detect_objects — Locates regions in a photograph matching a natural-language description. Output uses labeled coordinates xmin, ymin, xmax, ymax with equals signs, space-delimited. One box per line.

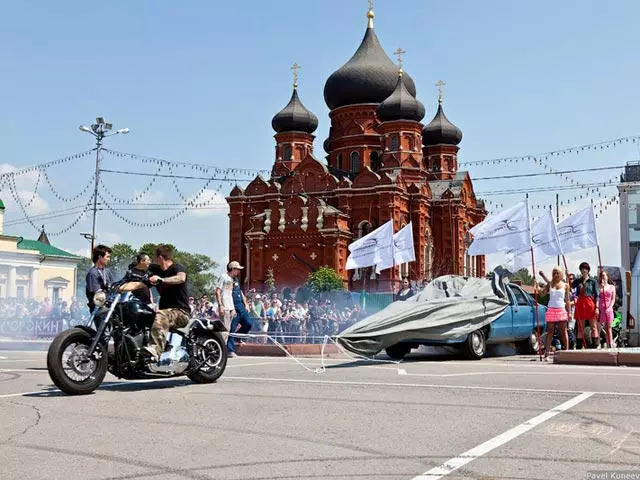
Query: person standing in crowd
xmin=216 ymin=262 xmax=236 ymax=339
xmin=598 ymin=270 xmax=616 ymax=348
xmin=396 ymin=277 xmax=415 ymax=301
xmin=572 ymin=262 xmax=599 ymax=349
xmin=250 ymin=294 xmax=267 ymax=344
xmin=85 ymin=245 xmax=113 ymax=329
xmin=539 ymin=267 xmax=570 ymax=359
xmin=224 ymin=261 xmax=252 ymax=358
xmin=567 ymin=272 xmax=577 ymax=349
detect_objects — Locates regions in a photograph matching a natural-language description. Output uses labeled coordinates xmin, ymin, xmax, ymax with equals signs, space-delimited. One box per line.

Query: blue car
xmin=385 ymin=283 xmax=547 ymax=360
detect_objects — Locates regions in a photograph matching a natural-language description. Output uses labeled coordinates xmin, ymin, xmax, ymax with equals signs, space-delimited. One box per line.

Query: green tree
xmin=139 ymin=243 xmax=218 ymax=298
xmin=75 ymin=255 xmax=93 ymax=301
xmin=510 ymin=268 xmax=534 ymax=286
xmin=109 ymin=243 xmax=138 ymax=279
xmin=305 ymin=266 xmax=345 ymax=294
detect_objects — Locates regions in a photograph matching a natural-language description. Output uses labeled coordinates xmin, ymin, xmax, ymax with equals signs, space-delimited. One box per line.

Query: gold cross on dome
xmin=435 ymin=80 xmax=446 ymax=103
xmin=368 ymin=0 xmax=374 ymax=11
xmin=290 ymin=62 xmax=301 ymax=88
xmin=394 ymin=48 xmax=406 ymax=70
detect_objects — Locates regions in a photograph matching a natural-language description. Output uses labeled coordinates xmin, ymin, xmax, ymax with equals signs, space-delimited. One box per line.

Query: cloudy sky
xmin=0 ymin=0 xmax=638 ymax=275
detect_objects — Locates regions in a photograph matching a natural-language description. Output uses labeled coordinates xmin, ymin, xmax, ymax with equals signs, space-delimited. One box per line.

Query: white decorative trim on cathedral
xmin=278 ymin=208 xmax=286 ymax=232
xmin=301 ymin=206 xmax=309 ymax=232
xmin=264 ymin=209 xmax=271 ymax=233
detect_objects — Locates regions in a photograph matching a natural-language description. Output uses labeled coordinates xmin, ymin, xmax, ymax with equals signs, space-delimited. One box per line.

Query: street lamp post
xmin=79 ymin=117 xmax=129 ymax=253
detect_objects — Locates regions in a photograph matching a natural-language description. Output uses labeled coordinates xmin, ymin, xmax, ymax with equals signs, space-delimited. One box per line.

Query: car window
xmin=508 ymin=285 xmax=530 ymax=306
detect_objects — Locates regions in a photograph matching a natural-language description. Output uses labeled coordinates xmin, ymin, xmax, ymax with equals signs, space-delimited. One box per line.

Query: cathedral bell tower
xmin=323 ymin=3 xmax=417 ymax=175
xmin=423 ymin=81 xmax=463 ymax=180
xmin=375 ymin=51 xmax=426 ymax=183
xmin=271 ymin=63 xmax=318 ymax=177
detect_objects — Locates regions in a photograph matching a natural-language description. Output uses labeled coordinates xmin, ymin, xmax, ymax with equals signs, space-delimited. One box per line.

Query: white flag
xmin=506 ymin=208 xmax=563 ymax=271
xmin=346 ymin=220 xmax=394 ymax=270
xmin=556 ymin=206 xmax=599 ymax=254
xmin=375 ymin=222 xmax=416 ymax=273
xmin=468 ymin=201 xmax=531 ymax=256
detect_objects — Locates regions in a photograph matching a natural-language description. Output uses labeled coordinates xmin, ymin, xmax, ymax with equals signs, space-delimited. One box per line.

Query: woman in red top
xmin=572 ymin=262 xmax=599 ymax=349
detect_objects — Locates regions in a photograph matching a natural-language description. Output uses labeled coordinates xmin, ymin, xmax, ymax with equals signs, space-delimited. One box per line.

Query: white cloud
xmin=186 ymin=189 xmax=228 ymax=217
xmin=0 ymin=163 xmax=50 ymax=216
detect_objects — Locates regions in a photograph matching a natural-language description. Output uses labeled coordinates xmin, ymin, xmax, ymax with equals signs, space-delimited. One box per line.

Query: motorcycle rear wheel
xmin=47 ymin=328 xmax=108 ymax=395
xmin=187 ymin=332 xmax=227 ymax=384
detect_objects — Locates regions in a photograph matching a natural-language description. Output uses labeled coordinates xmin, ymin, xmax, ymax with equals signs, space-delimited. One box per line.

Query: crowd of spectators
xmin=188 ymin=290 xmax=367 ymax=343
xmin=0 ymin=296 xmax=88 ymax=338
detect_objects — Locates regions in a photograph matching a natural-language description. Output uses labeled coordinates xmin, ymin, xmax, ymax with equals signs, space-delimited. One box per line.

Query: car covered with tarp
xmin=337 ymin=268 xmax=546 ymax=360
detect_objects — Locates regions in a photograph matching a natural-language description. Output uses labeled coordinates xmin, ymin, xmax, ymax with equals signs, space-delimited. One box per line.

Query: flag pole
xmin=592 ymin=199 xmax=605 ymax=348
xmin=391 ymin=214 xmax=396 ymax=300
xmin=528 ymin=195 xmax=543 ymax=361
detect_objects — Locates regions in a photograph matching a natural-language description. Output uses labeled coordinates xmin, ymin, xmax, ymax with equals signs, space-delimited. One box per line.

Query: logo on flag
xmin=346 ymin=220 xmax=394 ymax=270
xmin=468 ymin=201 xmax=531 ymax=257
xmin=556 ymin=206 xmax=599 ymax=255
xmin=506 ymin=208 xmax=562 ymax=271
xmin=375 ymin=222 xmax=416 ymax=273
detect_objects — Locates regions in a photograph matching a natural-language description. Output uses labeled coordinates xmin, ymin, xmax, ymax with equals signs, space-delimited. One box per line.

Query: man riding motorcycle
xmin=141 ymin=245 xmax=191 ymax=361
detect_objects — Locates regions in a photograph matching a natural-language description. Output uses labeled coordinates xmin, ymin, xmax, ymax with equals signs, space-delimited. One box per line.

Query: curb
xmin=554 ymin=349 xmax=640 ymax=367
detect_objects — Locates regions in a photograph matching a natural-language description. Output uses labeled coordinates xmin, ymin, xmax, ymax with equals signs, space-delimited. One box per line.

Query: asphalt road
xmin=1 ymin=347 xmax=640 ymax=480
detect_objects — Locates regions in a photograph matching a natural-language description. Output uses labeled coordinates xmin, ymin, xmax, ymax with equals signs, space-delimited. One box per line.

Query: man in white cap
xmin=217 ymin=260 xmax=251 ymax=357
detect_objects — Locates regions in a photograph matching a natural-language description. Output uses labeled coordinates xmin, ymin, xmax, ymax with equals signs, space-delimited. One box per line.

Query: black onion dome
xmin=422 ymin=102 xmax=463 ymax=146
xmin=323 ymin=137 xmax=331 ymax=153
xmin=323 ymin=26 xmax=416 ymax=110
xmin=376 ymin=73 xmax=425 ymax=122
xmin=272 ymin=88 xmax=318 ymax=134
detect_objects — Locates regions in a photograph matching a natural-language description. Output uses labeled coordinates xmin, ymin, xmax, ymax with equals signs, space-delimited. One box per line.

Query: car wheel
xmin=385 ymin=343 xmax=412 ymax=360
xmin=516 ymin=331 xmax=539 ymax=355
xmin=462 ymin=330 xmax=486 ymax=360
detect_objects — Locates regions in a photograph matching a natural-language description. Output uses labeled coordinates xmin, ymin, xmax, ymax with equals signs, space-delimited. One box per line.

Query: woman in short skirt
xmin=539 ymin=266 xmax=571 ymax=359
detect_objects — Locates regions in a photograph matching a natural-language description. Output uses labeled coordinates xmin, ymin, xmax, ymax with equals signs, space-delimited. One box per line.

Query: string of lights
xmin=99 ymin=162 xmax=164 ymax=204
xmin=99 ymin=168 xmax=257 ymax=182
xmin=0 ymin=150 xmax=94 ymax=181
xmin=42 ymin=168 xmax=95 ymax=203
xmin=47 ymin=195 xmax=96 ymax=237
xmin=102 ymin=149 xmax=271 ymax=177
xmin=3 ymin=204 xmax=88 ymax=228
xmin=460 ymin=135 xmax=639 ymax=167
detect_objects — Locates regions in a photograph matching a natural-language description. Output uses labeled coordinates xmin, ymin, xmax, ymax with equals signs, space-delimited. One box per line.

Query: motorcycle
xmin=46 ymin=275 xmax=228 ymax=395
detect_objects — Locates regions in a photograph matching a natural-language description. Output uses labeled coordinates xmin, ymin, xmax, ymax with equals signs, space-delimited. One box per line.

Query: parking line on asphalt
xmin=411 ymin=392 xmax=594 ymax=479
xmin=222 ymin=375 xmax=640 ymax=397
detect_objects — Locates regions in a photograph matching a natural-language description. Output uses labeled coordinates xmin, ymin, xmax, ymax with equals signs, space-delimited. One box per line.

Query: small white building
xmin=0 ymin=200 xmax=81 ymax=302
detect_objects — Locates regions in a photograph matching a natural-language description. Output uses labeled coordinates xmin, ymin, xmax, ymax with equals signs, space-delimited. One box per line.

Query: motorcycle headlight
xmin=93 ymin=290 xmax=107 ymax=308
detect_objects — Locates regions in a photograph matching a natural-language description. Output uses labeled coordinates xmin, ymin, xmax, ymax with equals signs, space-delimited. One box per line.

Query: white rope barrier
xmin=228 ymin=332 xmax=408 ymax=376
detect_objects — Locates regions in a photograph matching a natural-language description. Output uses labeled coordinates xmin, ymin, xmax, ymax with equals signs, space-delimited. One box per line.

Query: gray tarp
xmin=337 ymin=273 xmax=511 ymax=357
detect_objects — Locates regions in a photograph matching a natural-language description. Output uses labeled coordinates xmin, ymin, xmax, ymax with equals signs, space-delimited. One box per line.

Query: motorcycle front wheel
xmin=47 ymin=328 xmax=108 ymax=395
xmin=187 ymin=332 xmax=227 ymax=384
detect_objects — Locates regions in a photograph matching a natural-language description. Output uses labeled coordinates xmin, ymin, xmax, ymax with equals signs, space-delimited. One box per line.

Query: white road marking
xmin=411 ymin=392 xmax=594 ymax=479
xmin=222 ymin=375 xmax=640 ymax=397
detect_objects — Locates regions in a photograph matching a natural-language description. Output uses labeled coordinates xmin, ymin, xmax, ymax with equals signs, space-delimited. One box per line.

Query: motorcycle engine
xmin=148 ymin=332 xmax=190 ymax=375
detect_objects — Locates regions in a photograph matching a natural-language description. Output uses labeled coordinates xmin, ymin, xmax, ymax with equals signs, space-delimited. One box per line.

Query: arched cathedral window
xmin=350 ymin=151 xmax=360 ymax=172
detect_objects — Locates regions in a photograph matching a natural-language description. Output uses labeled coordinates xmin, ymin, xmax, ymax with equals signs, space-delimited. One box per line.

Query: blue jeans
xmin=227 ymin=310 xmax=253 ymax=354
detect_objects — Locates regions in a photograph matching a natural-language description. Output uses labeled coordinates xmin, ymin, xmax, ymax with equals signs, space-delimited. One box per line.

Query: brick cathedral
xmin=227 ymin=6 xmax=486 ymax=292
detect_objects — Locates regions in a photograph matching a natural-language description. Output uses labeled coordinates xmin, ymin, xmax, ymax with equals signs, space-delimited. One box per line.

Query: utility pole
xmin=79 ymin=118 xmax=129 ymax=253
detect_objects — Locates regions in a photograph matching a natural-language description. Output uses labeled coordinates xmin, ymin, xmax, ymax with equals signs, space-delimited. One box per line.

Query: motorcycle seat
xmin=170 ymin=318 xmax=197 ymax=336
